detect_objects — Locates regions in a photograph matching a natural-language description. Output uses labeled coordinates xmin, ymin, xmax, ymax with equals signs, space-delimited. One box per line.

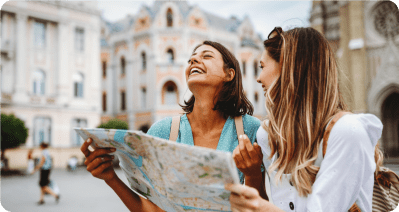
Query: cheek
xmin=258 ymin=69 xmax=269 ymax=84
xmin=185 ymin=67 xmax=190 ymax=78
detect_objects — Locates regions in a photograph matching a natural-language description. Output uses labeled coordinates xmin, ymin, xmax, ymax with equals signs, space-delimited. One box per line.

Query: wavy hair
xmin=181 ymin=41 xmax=254 ymax=118
xmin=262 ymin=27 xmax=351 ymax=196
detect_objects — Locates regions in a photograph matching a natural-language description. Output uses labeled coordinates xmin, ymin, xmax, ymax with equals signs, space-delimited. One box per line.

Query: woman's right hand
xmin=80 ymin=138 xmax=117 ymax=182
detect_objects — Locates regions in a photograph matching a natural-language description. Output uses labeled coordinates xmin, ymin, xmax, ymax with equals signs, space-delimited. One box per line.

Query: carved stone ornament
xmin=374 ymin=1 xmax=399 ymax=39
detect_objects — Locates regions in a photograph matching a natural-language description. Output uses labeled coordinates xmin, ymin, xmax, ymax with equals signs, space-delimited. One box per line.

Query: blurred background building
xmin=1 ymin=1 xmax=265 ymax=169
xmin=1 ymin=1 xmax=102 ymax=168
xmin=99 ymin=1 xmax=265 ymax=134
xmin=310 ymin=1 xmax=399 ymax=162
xmin=1 ymin=0 xmax=398 ymax=170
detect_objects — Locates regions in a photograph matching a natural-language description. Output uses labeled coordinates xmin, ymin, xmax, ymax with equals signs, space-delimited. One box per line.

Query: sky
xmin=97 ymin=1 xmax=313 ymax=40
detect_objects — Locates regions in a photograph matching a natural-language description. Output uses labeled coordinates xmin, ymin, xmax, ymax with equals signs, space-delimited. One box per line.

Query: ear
xmin=226 ymin=68 xmax=235 ymax=82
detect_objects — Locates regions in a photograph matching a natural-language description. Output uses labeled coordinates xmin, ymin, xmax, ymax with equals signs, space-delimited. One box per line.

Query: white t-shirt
xmin=257 ymin=114 xmax=383 ymax=212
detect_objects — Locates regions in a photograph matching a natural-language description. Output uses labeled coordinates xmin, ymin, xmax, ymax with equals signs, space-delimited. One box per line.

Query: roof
xmin=104 ymin=1 xmax=244 ymax=34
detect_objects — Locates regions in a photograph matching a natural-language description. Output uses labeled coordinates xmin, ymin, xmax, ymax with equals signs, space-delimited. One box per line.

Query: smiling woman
xmin=80 ymin=40 xmax=263 ymax=212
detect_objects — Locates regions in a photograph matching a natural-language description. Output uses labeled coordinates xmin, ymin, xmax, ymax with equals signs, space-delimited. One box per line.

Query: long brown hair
xmin=181 ymin=41 xmax=253 ymax=118
xmin=263 ymin=27 xmax=349 ymax=196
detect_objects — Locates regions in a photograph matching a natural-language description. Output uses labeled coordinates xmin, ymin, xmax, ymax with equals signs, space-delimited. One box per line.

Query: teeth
xmin=190 ymin=68 xmax=204 ymax=75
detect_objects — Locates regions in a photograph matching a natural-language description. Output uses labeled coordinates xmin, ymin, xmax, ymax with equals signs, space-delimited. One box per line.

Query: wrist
xmin=104 ymin=173 xmax=119 ymax=185
xmin=245 ymin=170 xmax=263 ymax=179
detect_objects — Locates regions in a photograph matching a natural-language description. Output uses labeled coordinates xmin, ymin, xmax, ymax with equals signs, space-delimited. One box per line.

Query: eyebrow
xmin=191 ymin=50 xmax=214 ymax=56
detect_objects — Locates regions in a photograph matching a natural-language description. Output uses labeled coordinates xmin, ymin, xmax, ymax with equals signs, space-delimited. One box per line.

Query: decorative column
xmin=14 ymin=13 xmax=28 ymax=103
xmin=88 ymin=25 xmax=101 ymax=113
xmin=57 ymin=20 xmax=70 ymax=106
xmin=126 ymin=38 xmax=135 ymax=130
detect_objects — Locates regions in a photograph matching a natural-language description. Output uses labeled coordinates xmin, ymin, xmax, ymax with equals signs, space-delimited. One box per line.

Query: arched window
xmin=121 ymin=90 xmax=126 ymax=111
xmin=34 ymin=21 xmax=46 ymax=48
xmin=141 ymin=52 xmax=147 ymax=70
xmin=162 ymin=81 xmax=178 ymax=105
xmin=33 ymin=117 xmax=51 ymax=146
xmin=33 ymin=70 xmax=46 ymax=95
xmin=166 ymin=8 xmax=173 ymax=27
xmin=71 ymin=118 xmax=87 ymax=146
xmin=121 ymin=56 xmax=126 ymax=75
xmin=254 ymin=60 xmax=258 ymax=77
xmin=102 ymin=61 xmax=107 ymax=77
xmin=139 ymin=124 xmax=150 ymax=133
xmin=167 ymin=49 xmax=174 ymax=63
xmin=102 ymin=92 xmax=107 ymax=112
xmin=382 ymin=92 xmax=399 ymax=157
xmin=73 ymin=72 xmax=84 ymax=98
xmin=141 ymin=87 xmax=147 ymax=109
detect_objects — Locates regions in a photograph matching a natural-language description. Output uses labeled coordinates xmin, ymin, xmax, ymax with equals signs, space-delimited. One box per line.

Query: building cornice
xmin=38 ymin=1 xmax=101 ymax=16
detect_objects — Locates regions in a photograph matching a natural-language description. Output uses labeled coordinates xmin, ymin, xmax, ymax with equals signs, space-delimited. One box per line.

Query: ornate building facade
xmin=310 ymin=1 xmax=399 ymax=162
xmin=1 ymin=1 xmax=102 ymax=168
xmin=1 ymin=1 xmax=266 ymax=169
xmin=100 ymin=1 xmax=266 ymax=133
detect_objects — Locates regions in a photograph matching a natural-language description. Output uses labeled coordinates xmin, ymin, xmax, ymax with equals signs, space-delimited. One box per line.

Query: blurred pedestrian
xmin=26 ymin=149 xmax=34 ymax=175
xmin=67 ymin=156 xmax=78 ymax=171
xmin=32 ymin=142 xmax=60 ymax=205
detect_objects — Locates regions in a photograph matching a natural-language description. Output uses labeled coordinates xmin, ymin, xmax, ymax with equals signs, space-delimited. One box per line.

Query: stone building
xmin=1 ymin=1 xmax=102 ymax=168
xmin=310 ymin=1 xmax=399 ymax=162
xmin=100 ymin=1 xmax=266 ymax=133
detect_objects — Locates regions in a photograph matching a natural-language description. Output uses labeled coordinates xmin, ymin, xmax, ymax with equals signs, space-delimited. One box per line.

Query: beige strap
xmin=169 ymin=116 xmax=181 ymax=142
xmin=322 ymin=111 xmax=352 ymax=157
xmin=234 ymin=116 xmax=244 ymax=138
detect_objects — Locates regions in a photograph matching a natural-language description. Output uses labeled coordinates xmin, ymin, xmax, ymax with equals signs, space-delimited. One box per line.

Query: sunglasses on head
xmin=268 ymin=27 xmax=283 ymax=40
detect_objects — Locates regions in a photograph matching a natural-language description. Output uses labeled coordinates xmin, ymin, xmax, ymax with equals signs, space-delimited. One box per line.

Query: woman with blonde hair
xmin=227 ymin=27 xmax=383 ymax=212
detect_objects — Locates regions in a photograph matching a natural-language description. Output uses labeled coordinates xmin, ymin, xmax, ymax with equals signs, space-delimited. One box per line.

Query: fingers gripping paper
xmin=74 ymin=128 xmax=240 ymax=212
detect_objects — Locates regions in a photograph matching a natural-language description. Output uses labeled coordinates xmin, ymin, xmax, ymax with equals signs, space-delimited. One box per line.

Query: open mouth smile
xmin=189 ymin=68 xmax=205 ymax=76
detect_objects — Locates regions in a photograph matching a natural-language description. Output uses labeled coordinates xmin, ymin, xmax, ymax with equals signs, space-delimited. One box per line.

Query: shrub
xmin=97 ymin=118 xmax=128 ymax=130
xmin=1 ymin=113 xmax=29 ymax=162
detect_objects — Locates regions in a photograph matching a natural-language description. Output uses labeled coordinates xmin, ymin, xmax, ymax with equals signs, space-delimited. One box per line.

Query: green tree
xmin=97 ymin=118 xmax=128 ymax=130
xmin=1 ymin=113 xmax=29 ymax=161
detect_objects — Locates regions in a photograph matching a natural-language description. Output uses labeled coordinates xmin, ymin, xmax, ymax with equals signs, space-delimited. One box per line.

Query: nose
xmin=256 ymin=77 xmax=261 ymax=84
xmin=190 ymin=54 xmax=200 ymax=65
xmin=191 ymin=58 xmax=199 ymax=64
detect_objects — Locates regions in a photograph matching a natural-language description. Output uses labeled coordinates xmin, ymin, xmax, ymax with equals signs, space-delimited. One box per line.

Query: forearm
xmin=245 ymin=171 xmax=267 ymax=200
xmin=34 ymin=160 xmax=45 ymax=172
xmin=105 ymin=176 xmax=163 ymax=212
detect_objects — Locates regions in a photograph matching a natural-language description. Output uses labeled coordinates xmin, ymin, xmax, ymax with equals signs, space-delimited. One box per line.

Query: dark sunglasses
xmin=268 ymin=27 xmax=283 ymax=40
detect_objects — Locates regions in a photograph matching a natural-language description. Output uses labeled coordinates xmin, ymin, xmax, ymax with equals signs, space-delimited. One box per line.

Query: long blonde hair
xmin=263 ymin=27 xmax=348 ymax=196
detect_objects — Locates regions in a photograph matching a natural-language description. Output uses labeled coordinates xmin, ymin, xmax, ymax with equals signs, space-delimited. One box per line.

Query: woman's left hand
xmin=233 ymin=134 xmax=263 ymax=177
xmin=225 ymin=183 xmax=266 ymax=212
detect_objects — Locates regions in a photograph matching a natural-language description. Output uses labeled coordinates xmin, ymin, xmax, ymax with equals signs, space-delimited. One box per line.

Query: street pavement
xmin=1 ymin=168 xmax=130 ymax=212
xmin=1 ymin=164 xmax=399 ymax=212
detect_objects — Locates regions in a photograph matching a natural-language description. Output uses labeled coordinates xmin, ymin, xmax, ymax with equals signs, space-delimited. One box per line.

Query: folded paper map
xmin=74 ymin=128 xmax=240 ymax=212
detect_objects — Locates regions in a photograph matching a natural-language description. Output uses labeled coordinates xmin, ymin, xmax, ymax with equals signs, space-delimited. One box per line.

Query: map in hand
xmin=74 ymin=128 xmax=240 ymax=212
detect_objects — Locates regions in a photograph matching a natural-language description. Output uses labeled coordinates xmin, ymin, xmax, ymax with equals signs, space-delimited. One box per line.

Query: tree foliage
xmin=1 ymin=113 xmax=29 ymax=151
xmin=97 ymin=118 xmax=128 ymax=130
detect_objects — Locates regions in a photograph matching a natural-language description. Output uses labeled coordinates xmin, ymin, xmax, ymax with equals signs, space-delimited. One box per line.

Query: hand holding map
xmin=75 ymin=128 xmax=240 ymax=212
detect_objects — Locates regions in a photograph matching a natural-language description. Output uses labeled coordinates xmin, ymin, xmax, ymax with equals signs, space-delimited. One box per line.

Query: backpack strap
xmin=169 ymin=116 xmax=181 ymax=142
xmin=322 ymin=111 xmax=352 ymax=157
xmin=234 ymin=115 xmax=244 ymax=138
